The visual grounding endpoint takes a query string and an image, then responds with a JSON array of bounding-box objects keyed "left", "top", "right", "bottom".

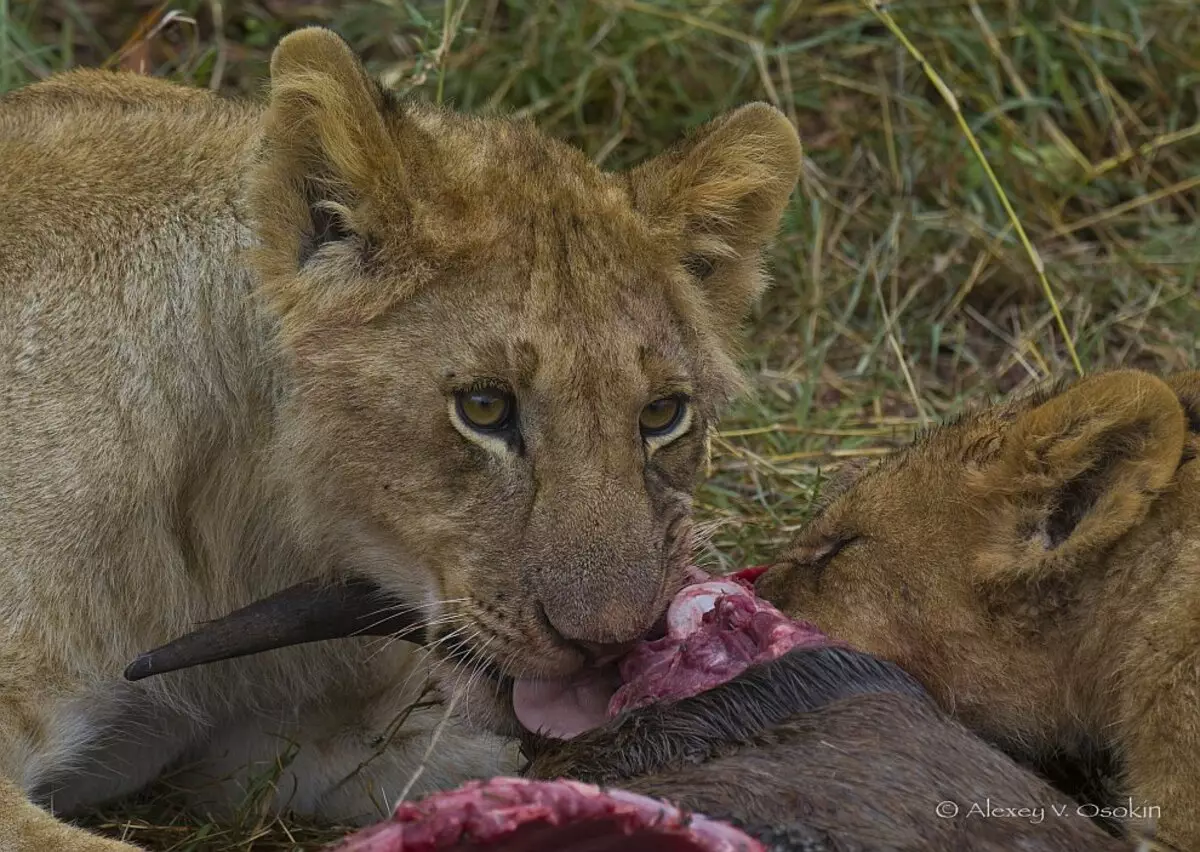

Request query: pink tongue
[{"left": 512, "top": 667, "right": 622, "bottom": 740}]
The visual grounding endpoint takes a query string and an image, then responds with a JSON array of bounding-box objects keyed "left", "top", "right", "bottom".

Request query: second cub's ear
[
  {"left": 250, "top": 27, "right": 402, "bottom": 301},
  {"left": 628, "top": 103, "right": 802, "bottom": 325},
  {"left": 978, "top": 370, "right": 1186, "bottom": 586},
  {"left": 1165, "top": 371, "right": 1200, "bottom": 432}
]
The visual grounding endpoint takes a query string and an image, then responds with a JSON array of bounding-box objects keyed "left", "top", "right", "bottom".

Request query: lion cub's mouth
[
  {"left": 121, "top": 564, "right": 823, "bottom": 743},
  {"left": 430, "top": 607, "right": 670, "bottom": 740},
  {"left": 503, "top": 627, "right": 657, "bottom": 741},
  {"left": 501, "top": 564, "right": 827, "bottom": 740}
]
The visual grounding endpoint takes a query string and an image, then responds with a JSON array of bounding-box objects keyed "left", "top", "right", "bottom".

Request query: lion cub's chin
[
  {"left": 428, "top": 656, "right": 524, "bottom": 738},
  {"left": 428, "top": 651, "right": 616, "bottom": 741}
]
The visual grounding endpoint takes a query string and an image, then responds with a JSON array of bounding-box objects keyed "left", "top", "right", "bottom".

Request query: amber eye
[
  {"left": 455, "top": 387, "right": 514, "bottom": 432},
  {"left": 639, "top": 395, "right": 687, "bottom": 437}
]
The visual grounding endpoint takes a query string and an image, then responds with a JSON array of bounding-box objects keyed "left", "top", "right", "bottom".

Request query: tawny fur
[
  {"left": 0, "top": 26, "right": 801, "bottom": 852},
  {"left": 758, "top": 369, "right": 1200, "bottom": 851}
]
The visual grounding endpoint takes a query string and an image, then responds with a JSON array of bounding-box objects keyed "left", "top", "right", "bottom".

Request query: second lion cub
[{"left": 758, "top": 369, "right": 1200, "bottom": 851}]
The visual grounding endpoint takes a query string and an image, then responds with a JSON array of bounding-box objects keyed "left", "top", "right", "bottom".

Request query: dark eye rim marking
[
  {"left": 795, "top": 533, "right": 862, "bottom": 579},
  {"left": 639, "top": 393, "right": 690, "bottom": 438},
  {"left": 454, "top": 382, "right": 517, "bottom": 433}
]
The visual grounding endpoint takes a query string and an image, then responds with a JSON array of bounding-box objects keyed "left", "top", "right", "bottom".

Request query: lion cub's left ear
[
  {"left": 976, "top": 370, "right": 1187, "bottom": 590},
  {"left": 249, "top": 27, "right": 405, "bottom": 329},
  {"left": 627, "top": 103, "right": 802, "bottom": 326}
]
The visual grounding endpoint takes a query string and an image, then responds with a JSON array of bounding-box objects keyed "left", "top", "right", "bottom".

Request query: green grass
[{"left": 3, "top": 0, "right": 1200, "bottom": 848}]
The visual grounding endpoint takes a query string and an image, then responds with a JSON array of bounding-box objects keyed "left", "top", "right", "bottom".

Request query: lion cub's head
[
  {"left": 757, "top": 369, "right": 1194, "bottom": 748},
  {"left": 246, "top": 28, "right": 801, "bottom": 732}
]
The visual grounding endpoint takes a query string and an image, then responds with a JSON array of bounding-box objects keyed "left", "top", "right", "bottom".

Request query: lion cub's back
[{"left": 0, "top": 70, "right": 261, "bottom": 259}]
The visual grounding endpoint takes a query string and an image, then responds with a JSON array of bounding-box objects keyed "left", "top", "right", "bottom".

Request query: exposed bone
[{"left": 123, "top": 576, "right": 423, "bottom": 681}]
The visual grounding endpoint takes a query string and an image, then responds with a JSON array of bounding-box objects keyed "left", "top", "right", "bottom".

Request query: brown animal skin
[
  {"left": 756, "top": 369, "right": 1200, "bottom": 851},
  {"left": 523, "top": 646, "right": 1132, "bottom": 852},
  {"left": 0, "top": 25, "right": 801, "bottom": 852}
]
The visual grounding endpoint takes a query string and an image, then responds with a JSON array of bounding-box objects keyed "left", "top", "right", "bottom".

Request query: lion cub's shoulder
[
  {"left": 1, "top": 69, "right": 260, "bottom": 261},
  {"left": 3, "top": 68, "right": 212, "bottom": 108},
  {"left": 1, "top": 67, "right": 258, "bottom": 166},
  {"left": 0, "top": 68, "right": 255, "bottom": 138}
]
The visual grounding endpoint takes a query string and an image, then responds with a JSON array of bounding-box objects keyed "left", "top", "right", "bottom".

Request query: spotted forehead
[{"left": 456, "top": 325, "right": 696, "bottom": 395}]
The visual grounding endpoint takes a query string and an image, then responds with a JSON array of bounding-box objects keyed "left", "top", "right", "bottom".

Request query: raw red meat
[
  {"left": 329, "top": 777, "right": 765, "bottom": 852},
  {"left": 608, "top": 575, "right": 829, "bottom": 717},
  {"left": 729, "top": 564, "right": 771, "bottom": 585},
  {"left": 512, "top": 565, "right": 830, "bottom": 738}
]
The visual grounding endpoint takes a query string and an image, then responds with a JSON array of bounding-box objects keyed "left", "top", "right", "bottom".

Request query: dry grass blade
[{"left": 863, "top": 0, "right": 1084, "bottom": 378}]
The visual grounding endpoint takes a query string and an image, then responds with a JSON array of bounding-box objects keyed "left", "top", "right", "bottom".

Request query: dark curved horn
[{"left": 123, "top": 576, "right": 423, "bottom": 681}]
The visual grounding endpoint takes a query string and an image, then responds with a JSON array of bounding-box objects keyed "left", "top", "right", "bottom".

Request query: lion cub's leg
[
  {"left": 0, "top": 778, "right": 144, "bottom": 852},
  {"left": 0, "top": 663, "right": 153, "bottom": 851},
  {"left": 169, "top": 644, "right": 518, "bottom": 825},
  {"left": 174, "top": 701, "right": 517, "bottom": 825}
]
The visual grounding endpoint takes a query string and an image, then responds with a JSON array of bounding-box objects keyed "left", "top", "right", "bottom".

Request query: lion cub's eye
[
  {"left": 806, "top": 535, "right": 860, "bottom": 576},
  {"left": 787, "top": 534, "right": 859, "bottom": 577},
  {"left": 455, "top": 387, "right": 514, "bottom": 432},
  {"left": 682, "top": 253, "right": 715, "bottom": 280},
  {"left": 640, "top": 395, "right": 688, "bottom": 438}
]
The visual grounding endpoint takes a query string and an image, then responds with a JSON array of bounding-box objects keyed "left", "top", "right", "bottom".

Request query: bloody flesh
[
  {"left": 512, "top": 566, "right": 828, "bottom": 739},
  {"left": 329, "top": 778, "right": 765, "bottom": 852}
]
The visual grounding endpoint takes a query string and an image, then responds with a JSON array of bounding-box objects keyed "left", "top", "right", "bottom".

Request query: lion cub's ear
[
  {"left": 627, "top": 103, "right": 802, "bottom": 325},
  {"left": 976, "top": 370, "right": 1186, "bottom": 589},
  {"left": 249, "top": 27, "right": 405, "bottom": 323},
  {"left": 1164, "top": 371, "right": 1200, "bottom": 433}
]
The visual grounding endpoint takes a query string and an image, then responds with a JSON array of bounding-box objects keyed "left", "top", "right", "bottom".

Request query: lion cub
[
  {"left": 0, "top": 25, "right": 801, "bottom": 852},
  {"left": 758, "top": 369, "right": 1200, "bottom": 851}
]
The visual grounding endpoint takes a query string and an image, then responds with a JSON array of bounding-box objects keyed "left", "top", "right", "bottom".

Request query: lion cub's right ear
[
  {"left": 249, "top": 27, "right": 406, "bottom": 328},
  {"left": 974, "top": 370, "right": 1187, "bottom": 592},
  {"left": 627, "top": 104, "right": 802, "bottom": 333}
]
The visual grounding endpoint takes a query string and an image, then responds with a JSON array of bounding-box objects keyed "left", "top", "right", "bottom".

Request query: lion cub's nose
[
  {"left": 536, "top": 580, "right": 663, "bottom": 648},
  {"left": 528, "top": 505, "right": 669, "bottom": 645}
]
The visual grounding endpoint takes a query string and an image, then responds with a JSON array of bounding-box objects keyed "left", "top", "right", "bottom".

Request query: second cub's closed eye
[{"left": 795, "top": 535, "right": 860, "bottom": 574}]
